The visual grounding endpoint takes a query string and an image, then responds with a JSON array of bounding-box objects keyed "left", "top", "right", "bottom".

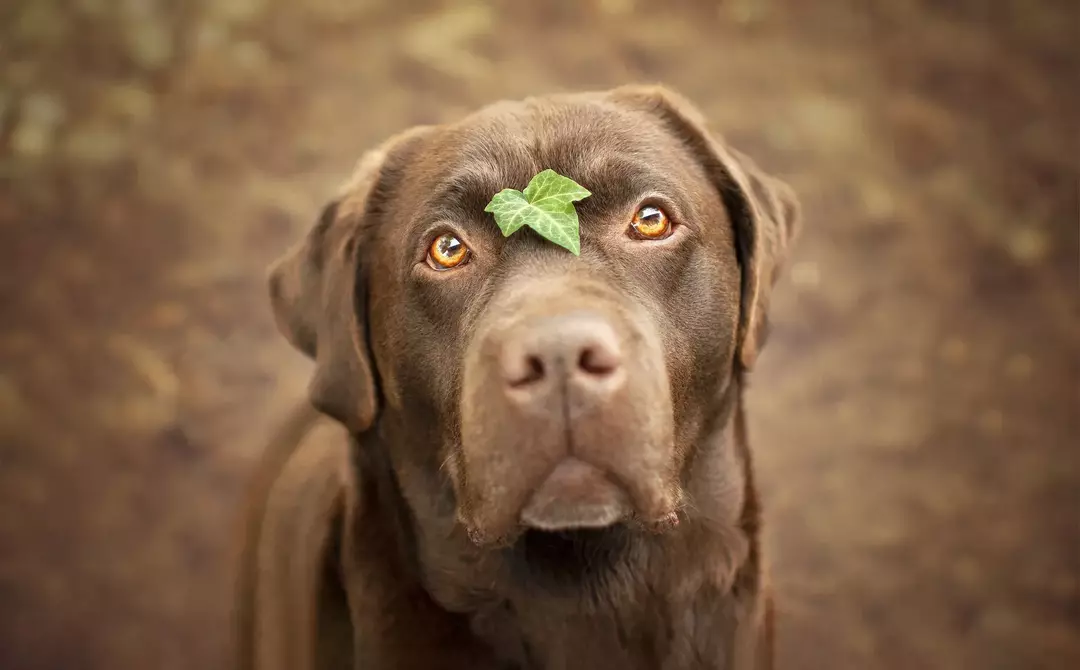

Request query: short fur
[{"left": 235, "top": 85, "right": 800, "bottom": 670}]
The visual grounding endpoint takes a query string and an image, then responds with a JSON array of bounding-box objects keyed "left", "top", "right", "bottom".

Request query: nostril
[
  {"left": 499, "top": 314, "right": 623, "bottom": 388},
  {"left": 578, "top": 344, "right": 620, "bottom": 377},
  {"left": 507, "top": 354, "right": 546, "bottom": 388}
]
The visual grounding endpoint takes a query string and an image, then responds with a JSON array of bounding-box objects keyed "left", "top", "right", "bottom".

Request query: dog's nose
[{"left": 500, "top": 312, "right": 623, "bottom": 390}]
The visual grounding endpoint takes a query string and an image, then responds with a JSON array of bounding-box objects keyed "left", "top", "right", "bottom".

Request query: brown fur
[{"left": 235, "top": 85, "right": 800, "bottom": 669}]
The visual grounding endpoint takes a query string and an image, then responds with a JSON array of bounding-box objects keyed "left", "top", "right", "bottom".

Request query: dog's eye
[
  {"left": 629, "top": 205, "right": 672, "bottom": 240},
  {"left": 427, "top": 233, "right": 470, "bottom": 270}
]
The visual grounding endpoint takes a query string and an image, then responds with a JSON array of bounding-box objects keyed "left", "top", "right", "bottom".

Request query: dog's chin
[{"left": 505, "top": 524, "right": 633, "bottom": 593}]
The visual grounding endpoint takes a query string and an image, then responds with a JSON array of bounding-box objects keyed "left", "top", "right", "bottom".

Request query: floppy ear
[
  {"left": 267, "top": 129, "right": 428, "bottom": 432},
  {"left": 609, "top": 86, "right": 801, "bottom": 369}
]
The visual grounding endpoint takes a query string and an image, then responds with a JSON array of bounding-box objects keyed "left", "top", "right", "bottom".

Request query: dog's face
[{"left": 268, "top": 86, "right": 798, "bottom": 582}]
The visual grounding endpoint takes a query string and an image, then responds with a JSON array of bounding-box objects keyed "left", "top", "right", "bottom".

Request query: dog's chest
[
  {"left": 466, "top": 592, "right": 754, "bottom": 670},
  {"left": 469, "top": 606, "right": 654, "bottom": 670}
]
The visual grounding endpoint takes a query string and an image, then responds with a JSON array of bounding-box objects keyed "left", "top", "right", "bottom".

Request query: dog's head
[{"left": 268, "top": 86, "right": 799, "bottom": 579}]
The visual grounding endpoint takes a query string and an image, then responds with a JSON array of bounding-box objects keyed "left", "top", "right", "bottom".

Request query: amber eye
[
  {"left": 427, "top": 233, "right": 470, "bottom": 270},
  {"left": 630, "top": 205, "right": 672, "bottom": 239}
]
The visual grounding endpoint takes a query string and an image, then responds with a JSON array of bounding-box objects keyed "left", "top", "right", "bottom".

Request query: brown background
[{"left": 1, "top": 1, "right": 1077, "bottom": 668}]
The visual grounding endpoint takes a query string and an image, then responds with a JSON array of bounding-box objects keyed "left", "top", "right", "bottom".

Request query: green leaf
[{"left": 484, "top": 169, "right": 591, "bottom": 255}]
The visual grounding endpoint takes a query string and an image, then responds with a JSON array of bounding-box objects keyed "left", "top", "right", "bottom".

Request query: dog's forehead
[
  {"left": 394, "top": 95, "right": 694, "bottom": 226},
  {"left": 450, "top": 96, "right": 675, "bottom": 184}
]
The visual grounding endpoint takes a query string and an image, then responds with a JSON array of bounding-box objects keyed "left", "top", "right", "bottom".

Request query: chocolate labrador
[{"left": 235, "top": 85, "right": 800, "bottom": 670}]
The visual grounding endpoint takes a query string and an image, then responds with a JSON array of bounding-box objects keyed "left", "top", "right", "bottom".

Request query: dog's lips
[
  {"left": 461, "top": 456, "right": 682, "bottom": 546},
  {"left": 519, "top": 457, "right": 633, "bottom": 531}
]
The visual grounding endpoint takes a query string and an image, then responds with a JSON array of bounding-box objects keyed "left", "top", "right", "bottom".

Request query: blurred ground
[{"left": 0, "top": 1, "right": 1077, "bottom": 668}]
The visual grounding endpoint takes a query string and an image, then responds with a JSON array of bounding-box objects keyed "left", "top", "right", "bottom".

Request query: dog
[{"left": 234, "top": 85, "right": 799, "bottom": 670}]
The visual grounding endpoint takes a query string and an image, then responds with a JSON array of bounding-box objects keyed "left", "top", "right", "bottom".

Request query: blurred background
[{"left": 0, "top": 0, "right": 1076, "bottom": 668}]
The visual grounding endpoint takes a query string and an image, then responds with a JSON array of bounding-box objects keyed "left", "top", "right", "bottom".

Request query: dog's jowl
[{"left": 235, "top": 85, "right": 800, "bottom": 670}]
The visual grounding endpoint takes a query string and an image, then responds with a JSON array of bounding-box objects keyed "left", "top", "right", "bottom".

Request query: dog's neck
[{"left": 349, "top": 374, "right": 763, "bottom": 666}]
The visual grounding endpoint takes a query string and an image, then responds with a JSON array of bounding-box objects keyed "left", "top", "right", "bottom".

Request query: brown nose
[{"left": 499, "top": 312, "right": 623, "bottom": 391}]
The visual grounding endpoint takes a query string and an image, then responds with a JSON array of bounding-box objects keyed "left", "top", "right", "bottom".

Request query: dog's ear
[
  {"left": 267, "top": 129, "right": 428, "bottom": 432},
  {"left": 609, "top": 85, "right": 801, "bottom": 369}
]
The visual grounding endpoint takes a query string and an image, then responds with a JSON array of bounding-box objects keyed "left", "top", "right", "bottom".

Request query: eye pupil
[
  {"left": 428, "top": 233, "right": 470, "bottom": 269},
  {"left": 630, "top": 205, "right": 672, "bottom": 239},
  {"left": 438, "top": 236, "right": 461, "bottom": 256}
]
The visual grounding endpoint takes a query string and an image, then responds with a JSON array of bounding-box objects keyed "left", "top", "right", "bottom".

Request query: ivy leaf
[{"left": 484, "top": 169, "right": 591, "bottom": 255}]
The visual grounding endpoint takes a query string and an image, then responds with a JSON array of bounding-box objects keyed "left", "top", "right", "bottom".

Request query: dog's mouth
[
  {"left": 506, "top": 480, "right": 681, "bottom": 590},
  {"left": 460, "top": 455, "right": 680, "bottom": 547},
  {"left": 463, "top": 456, "right": 681, "bottom": 588}
]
